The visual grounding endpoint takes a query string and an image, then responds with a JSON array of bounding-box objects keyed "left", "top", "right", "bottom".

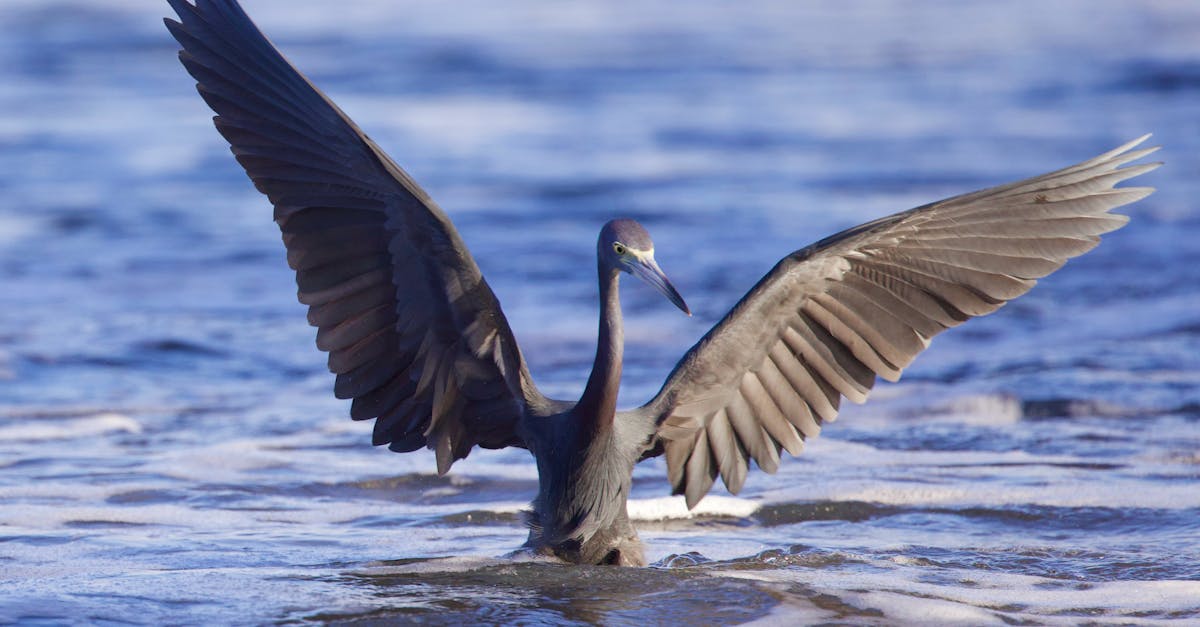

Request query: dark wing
[
  {"left": 635, "top": 136, "right": 1159, "bottom": 508},
  {"left": 165, "top": 0, "right": 545, "bottom": 473}
]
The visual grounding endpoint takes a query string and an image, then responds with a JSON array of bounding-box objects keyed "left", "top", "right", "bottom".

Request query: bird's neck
[{"left": 578, "top": 266, "right": 623, "bottom": 431}]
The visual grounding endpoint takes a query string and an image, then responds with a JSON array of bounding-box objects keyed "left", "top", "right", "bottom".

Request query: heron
[{"left": 165, "top": 0, "right": 1160, "bottom": 566}]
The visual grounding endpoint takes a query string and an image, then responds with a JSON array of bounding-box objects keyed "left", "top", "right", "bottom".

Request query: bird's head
[{"left": 599, "top": 218, "right": 690, "bottom": 315}]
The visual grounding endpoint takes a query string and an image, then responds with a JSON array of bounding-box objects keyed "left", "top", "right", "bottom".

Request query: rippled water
[{"left": 2, "top": 0, "right": 1199, "bottom": 624}]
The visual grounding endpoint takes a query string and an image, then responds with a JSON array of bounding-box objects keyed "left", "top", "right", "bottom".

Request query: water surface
[{"left": 2, "top": 0, "right": 1199, "bottom": 624}]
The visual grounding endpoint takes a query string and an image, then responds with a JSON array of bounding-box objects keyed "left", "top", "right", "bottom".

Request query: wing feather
[
  {"left": 683, "top": 433, "right": 718, "bottom": 508},
  {"left": 634, "top": 137, "right": 1159, "bottom": 506},
  {"left": 740, "top": 372, "right": 803, "bottom": 458},
  {"left": 706, "top": 410, "right": 748, "bottom": 495},
  {"left": 167, "top": 0, "right": 543, "bottom": 468},
  {"left": 775, "top": 330, "right": 847, "bottom": 417}
]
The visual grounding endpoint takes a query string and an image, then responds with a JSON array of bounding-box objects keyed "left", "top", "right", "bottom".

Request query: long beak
[{"left": 631, "top": 255, "right": 691, "bottom": 316}]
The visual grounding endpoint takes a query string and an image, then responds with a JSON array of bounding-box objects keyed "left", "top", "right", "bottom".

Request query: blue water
[{"left": 2, "top": 0, "right": 1199, "bottom": 624}]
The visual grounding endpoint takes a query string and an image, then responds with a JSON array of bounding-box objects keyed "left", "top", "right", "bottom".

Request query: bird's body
[
  {"left": 519, "top": 220, "right": 686, "bottom": 566},
  {"left": 166, "top": 0, "right": 1160, "bottom": 566},
  {"left": 522, "top": 401, "right": 647, "bottom": 566}
]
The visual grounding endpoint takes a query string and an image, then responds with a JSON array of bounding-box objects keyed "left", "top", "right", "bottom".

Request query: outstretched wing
[
  {"left": 165, "top": 0, "right": 545, "bottom": 473},
  {"left": 637, "top": 136, "right": 1159, "bottom": 507}
]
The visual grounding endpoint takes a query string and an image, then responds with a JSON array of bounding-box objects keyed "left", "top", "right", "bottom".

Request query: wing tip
[
  {"left": 1088, "top": 133, "right": 1158, "bottom": 169},
  {"left": 1107, "top": 186, "right": 1156, "bottom": 206},
  {"left": 164, "top": 0, "right": 195, "bottom": 19},
  {"left": 1118, "top": 133, "right": 1153, "bottom": 154},
  {"left": 433, "top": 435, "right": 455, "bottom": 476},
  {"left": 1117, "top": 160, "right": 1164, "bottom": 179}
]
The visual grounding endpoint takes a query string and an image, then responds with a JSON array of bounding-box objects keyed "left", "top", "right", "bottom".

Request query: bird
[{"left": 165, "top": 0, "right": 1160, "bottom": 566}]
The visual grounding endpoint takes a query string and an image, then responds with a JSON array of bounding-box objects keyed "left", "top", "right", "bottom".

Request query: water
[{"left": 2, "top": 0, "right": 1199, "bottom": 623}]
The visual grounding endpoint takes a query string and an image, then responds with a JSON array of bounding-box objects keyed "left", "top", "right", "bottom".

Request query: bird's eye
[{"left": 612, "top": 242, "right": 627, "bottom": 255}]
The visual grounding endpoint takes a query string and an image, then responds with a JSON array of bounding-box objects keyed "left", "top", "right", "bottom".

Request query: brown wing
[
  {"left": 165, "top": 0, "right": 545, "bottom": 473},
  {"left": 637, "top": 136, "right": 1159, "bottom": 507}
]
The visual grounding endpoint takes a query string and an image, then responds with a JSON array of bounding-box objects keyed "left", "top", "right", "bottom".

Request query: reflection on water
[
  {"left": 331, "top": 559, "right": 781, "bottom": 625},
  {"left": 2, "top": 0, "right": 1200, "bottom": 624}
]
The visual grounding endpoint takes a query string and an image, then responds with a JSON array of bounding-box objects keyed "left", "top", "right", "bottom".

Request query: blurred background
[{"left": 2, "top": 0, "right": 1198, "bottom": 624}]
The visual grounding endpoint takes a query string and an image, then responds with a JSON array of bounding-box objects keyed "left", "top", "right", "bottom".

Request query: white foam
[
  {"left": 823, "top": 476, "right": 1200, "bottom": 510},
  {"left": 850, "top": 590, "right": 1009, "bottom": 625},
  {"left": 0, "top": 482, "right": 118, "bottom": 502},
  {"left": 742, "top": 436, "right": 1200, "bottom": 511},
  {"left": 717, "top": 562, "right": 1200, "bottom": 625},
  {"left": 0, "top": 413, "right": 141, "bottom": 442},
  {"left": 627, "top": 495, "right": 759, "bottom": 521},
  {"left": 0, "top": 495, "right": 487, "bottom": 532},
  {"left": 926, "top": 394, "right": 1024, "bottom": 426},
  {"left": 738, "top": 598, "right": 839, "bottom": 626}
]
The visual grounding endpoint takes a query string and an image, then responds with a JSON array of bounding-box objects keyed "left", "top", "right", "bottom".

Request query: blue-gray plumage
[{"left": 165, "top": 0, "right": 1160, "bottom": 566}]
